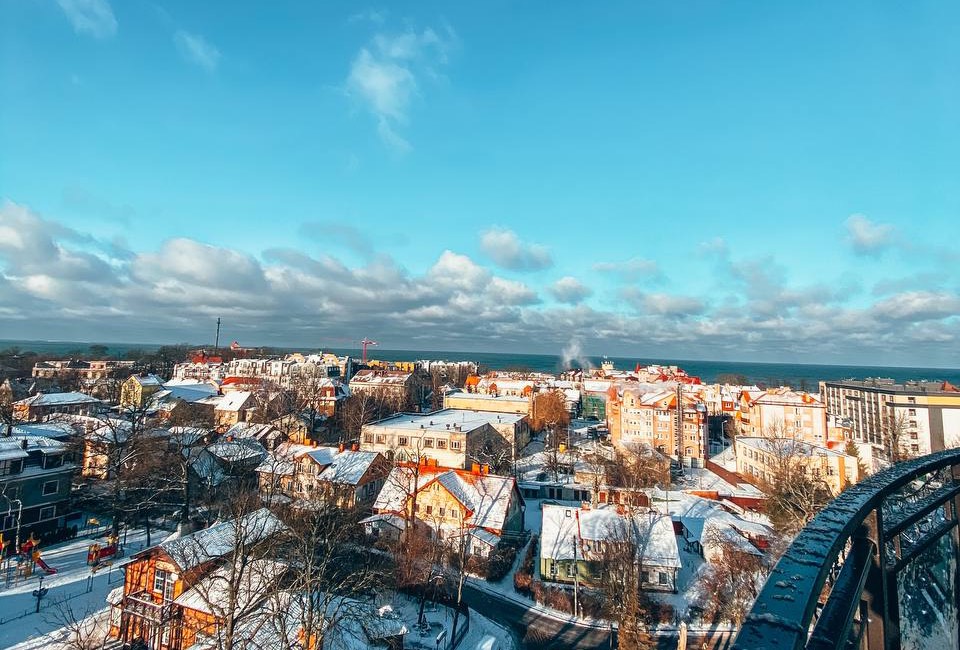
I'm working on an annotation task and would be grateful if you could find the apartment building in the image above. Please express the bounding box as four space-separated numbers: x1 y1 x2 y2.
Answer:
0 435 76 543
737 388 833 446
13 391 102 421
442 389 530 416
360 409 523 471
820 379 960 457
734 436 857 494
606 388 707 465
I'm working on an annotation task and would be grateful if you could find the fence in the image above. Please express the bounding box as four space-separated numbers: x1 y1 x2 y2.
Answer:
733 447 960 649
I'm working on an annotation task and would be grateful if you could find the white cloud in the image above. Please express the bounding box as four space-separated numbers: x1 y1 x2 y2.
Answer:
846 214 894 255
549 276 592 304
479 228 553 271
624 290 705 316
3 200 960 366
346 26 454 150
57 0 117 39
593 257 659 281
174 30 221 72
487 277 539 306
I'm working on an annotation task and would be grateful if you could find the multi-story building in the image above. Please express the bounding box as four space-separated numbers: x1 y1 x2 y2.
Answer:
13 391 102 421
360 409 526 470
0 435 76 543
606 388 707 465
348 369 425 407
734 436 858 494
737 388 832 446
32 359 136 381
119 374 165 409
442 390 530 416
820 379 960 458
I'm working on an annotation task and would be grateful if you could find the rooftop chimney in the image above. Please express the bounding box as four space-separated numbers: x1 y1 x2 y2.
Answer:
351 443 359 452
481 464 489 475
338 443 345 452
471 462 481 474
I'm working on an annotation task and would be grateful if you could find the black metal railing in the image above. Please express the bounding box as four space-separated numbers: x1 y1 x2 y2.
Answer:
733 447 960 650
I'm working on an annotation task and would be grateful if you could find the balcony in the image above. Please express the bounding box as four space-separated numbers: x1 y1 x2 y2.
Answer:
122 590 178 625
733 448 960 649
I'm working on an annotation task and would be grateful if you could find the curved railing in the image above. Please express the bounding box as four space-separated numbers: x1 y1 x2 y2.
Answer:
733 447 960 650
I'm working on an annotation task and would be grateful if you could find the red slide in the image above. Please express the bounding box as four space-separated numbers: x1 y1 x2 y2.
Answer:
34 557 58 574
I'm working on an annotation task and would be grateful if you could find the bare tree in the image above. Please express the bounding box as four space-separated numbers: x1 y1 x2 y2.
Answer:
757 422 833 537
45 599 113 650
167 492 286 650
694 524 769 627
272 496 387 650
596 519 655 650
337 388 403 442
881 410 914 464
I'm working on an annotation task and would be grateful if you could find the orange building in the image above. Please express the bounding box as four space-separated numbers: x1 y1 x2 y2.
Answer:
108 508 283 649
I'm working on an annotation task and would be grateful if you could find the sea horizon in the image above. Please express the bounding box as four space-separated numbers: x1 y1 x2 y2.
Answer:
3 338 959 388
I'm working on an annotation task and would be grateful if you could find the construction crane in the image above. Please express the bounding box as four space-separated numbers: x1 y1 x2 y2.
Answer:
360 338 378 364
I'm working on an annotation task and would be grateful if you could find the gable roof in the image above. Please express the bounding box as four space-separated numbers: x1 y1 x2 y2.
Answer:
217 390 254 412
154 508 284 572
374 466 518 532
540 503 680 568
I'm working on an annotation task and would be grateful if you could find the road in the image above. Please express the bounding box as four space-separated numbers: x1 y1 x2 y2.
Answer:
463 583 734 650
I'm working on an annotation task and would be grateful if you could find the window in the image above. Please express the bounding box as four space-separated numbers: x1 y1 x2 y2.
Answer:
550 563 558 576
0 459 22 476
566 564 576 578
363 434 373 444
398 436 408 447
912 444 919 453
425 505 433 515
154 569 167 593
450 440 462 450
439 507 445 517
436 439 447 449
658 572 668 585
38 506 55 521
375 434 386 445
423 438 434 448
42 480 59 496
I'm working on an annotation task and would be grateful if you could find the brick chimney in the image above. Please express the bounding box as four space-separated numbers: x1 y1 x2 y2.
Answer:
471 463 481 474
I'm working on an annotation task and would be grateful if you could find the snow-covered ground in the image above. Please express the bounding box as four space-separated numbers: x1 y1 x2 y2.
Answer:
0 528 152 649
379 593 515 650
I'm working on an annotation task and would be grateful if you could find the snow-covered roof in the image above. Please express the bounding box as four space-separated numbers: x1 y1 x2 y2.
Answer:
444 391 529 404
255 442 316 477
207 438 267 464
174 558 287 615
349 369 412 386
0 439 29 461
156 508 284 571
16 391 100 406
10 422 75 440
316 450 381 486
225 422 281 444
374 466 518 532
216 390 254 412
366 408 523 434
736 436 845 458
540 503 681 569
131 374 164 387
359 513 407 530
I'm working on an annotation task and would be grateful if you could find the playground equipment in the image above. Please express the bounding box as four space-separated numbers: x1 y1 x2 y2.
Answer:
87 534 119 566
18 532 58 575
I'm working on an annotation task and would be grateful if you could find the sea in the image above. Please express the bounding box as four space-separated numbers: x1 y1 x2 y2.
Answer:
2 339 959 388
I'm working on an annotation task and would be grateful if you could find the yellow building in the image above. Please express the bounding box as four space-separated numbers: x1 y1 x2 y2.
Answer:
119 374 165 409
734 436 857 494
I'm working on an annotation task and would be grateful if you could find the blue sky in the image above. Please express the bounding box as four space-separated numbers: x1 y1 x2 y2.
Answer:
0 0 958 366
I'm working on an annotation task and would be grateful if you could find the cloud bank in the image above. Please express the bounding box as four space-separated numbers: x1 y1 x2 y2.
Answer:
1 200 958 366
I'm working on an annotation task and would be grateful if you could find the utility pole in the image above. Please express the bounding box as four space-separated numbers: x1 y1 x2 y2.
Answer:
214 317 221 352
572 533 579 618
